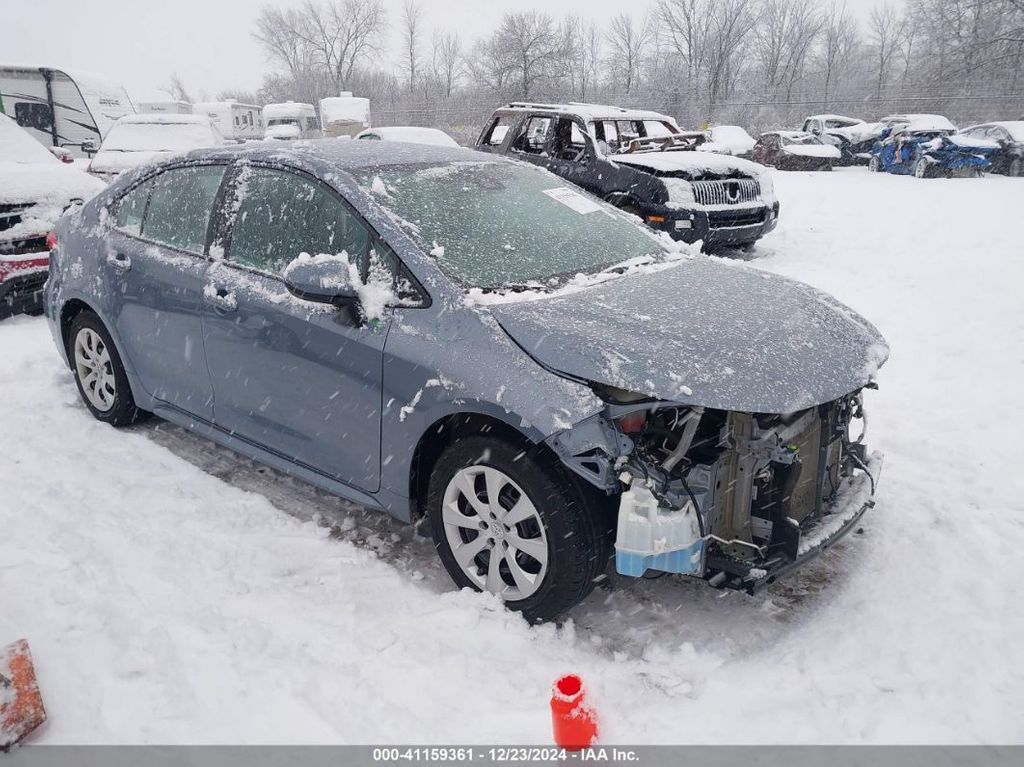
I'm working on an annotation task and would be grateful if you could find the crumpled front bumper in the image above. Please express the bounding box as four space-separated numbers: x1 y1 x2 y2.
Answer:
705 451 883 594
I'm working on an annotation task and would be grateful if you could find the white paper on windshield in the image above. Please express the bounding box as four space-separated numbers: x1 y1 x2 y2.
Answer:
543 187 602 215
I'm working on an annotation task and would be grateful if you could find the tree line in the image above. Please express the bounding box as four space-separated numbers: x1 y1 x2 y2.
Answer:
233 0 1024 139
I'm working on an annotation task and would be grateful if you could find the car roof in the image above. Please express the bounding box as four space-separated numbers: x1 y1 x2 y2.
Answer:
761 130 814 138
177 138 488 172
114 114 216 127
806 114 862 123
495 101 675 123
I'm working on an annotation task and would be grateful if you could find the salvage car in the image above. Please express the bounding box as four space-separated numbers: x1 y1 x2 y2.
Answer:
356 126 459 147
868 115 997 178
45 141 886 622
801 114 882 165
1 114 103 317
88 114 225 182
958 122 1024 177
752 131 841 171
476 103 778 251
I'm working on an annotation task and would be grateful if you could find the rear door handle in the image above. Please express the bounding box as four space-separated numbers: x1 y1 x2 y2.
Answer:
106 252 131 272
204 284 237 313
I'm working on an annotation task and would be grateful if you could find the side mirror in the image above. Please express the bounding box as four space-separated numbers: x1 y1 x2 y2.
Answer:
81 138 98 154
282 254 360 305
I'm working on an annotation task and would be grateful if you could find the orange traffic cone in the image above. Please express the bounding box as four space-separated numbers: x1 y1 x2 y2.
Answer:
550 674 597 751
1 640 46 750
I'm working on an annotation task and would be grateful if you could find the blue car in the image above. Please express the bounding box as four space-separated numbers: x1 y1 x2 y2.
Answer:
44 141 887 621
868 115 997 178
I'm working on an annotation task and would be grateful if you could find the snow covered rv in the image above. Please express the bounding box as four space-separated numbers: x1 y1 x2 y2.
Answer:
263 102 319 140
139 102 192 115
320 93 370 137
0 65 134 157
192 101 263 141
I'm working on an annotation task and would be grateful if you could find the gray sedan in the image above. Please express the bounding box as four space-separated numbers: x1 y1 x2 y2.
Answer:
44 140 887 622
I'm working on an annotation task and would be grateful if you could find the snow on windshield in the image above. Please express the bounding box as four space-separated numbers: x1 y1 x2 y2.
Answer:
357 161 667 290
0 115 60 165
100 122 221 153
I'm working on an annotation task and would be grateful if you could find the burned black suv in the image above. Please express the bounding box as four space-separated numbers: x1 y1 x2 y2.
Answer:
476 103 780 251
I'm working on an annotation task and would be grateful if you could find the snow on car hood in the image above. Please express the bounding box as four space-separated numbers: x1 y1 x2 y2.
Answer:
827 122 884 144
491 258 888 414
0 162 104 205
946 135 1000 151
89 150 170 176
782 144 842 158
611 150 766 178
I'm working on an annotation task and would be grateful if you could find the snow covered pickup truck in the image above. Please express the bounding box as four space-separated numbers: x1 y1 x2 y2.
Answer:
476 103 779 251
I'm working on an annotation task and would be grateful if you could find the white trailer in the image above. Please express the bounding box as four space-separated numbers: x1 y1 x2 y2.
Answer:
139 102 192 115
263 102 320 140
0 65 135 156
192 101 263 142
320 92 371 138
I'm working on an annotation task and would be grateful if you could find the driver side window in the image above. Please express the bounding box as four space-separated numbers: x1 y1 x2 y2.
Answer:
510 116 552 155
226 167 372 277
549 117 589 162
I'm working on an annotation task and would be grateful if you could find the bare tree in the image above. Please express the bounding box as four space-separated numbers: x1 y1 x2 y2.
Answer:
562 16 602 101
293 0 387 93
755 0 823 99
431 30 463 98
401 0 422 92
816 1 860 104
488 12 566 99
868 2 905 98
606 13 653 93
160 73 193 103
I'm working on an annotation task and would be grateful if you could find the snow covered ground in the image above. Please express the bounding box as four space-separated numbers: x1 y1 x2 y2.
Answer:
1 169 1022 744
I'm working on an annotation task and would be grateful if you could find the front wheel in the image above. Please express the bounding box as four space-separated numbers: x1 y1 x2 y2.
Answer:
426 437 609 623
68 311 148 426
914 158 931 179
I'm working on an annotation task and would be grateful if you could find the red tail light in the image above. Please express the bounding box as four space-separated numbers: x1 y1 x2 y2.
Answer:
45 232 58 250
60 154 74 164
618 411 647 434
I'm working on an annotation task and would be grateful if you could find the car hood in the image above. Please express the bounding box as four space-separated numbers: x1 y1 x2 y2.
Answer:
89 150 170 175
827 122 885 143
0 161 105 206
490 259 888 414
611 150 766 178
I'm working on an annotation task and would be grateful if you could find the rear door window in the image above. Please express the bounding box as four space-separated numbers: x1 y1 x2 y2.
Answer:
481 115 514 147
510 116 552 155
141 165 226 254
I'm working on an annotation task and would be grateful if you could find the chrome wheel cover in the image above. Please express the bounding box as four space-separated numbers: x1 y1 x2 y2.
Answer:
73 328 116 412
441 465 549 600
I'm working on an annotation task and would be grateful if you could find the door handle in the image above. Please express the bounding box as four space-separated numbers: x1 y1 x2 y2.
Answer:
204 285 237 313
106 252 131 272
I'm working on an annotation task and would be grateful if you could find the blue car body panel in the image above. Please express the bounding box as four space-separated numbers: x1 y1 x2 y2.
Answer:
870 128 996 175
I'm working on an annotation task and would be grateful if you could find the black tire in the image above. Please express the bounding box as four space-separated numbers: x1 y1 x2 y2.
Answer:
1008 158 1022 177
67 310 148 426
868 156 881 173
426 436 610 623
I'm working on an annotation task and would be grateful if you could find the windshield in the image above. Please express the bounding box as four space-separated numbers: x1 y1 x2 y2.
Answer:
0 115 60 165
783 135 820 145
356 161 667 290
267 118 299 126
100 122 219 153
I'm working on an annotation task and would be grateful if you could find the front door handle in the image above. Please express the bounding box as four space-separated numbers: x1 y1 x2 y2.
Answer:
203 284 237 313
106 252 131 272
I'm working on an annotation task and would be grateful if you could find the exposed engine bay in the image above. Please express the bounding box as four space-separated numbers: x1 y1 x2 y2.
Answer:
546 386 881 591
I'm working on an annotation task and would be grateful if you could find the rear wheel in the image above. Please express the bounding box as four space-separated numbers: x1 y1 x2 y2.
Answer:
914 158 930 179
426 437 609 623
1008 158 1022 177
68 311 148 426
868 156 881 173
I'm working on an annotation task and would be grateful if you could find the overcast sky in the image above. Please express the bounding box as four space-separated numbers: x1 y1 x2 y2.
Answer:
4 0 658 101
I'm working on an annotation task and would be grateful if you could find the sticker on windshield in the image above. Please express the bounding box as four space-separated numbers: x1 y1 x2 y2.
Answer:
543 187 602 215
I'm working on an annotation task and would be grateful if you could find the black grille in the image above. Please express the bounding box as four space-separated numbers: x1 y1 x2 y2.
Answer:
0 203 33 234
708 208 767 229
0 236 48 256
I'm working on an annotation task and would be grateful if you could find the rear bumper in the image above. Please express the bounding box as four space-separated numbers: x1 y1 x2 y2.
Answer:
0 254 49 317
705 451 883 593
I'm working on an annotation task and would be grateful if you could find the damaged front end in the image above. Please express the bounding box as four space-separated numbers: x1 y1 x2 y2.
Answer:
546 386 882 593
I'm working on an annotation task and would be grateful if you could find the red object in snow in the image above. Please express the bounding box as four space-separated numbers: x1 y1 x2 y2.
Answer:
1 639 46 750
550 674 597 751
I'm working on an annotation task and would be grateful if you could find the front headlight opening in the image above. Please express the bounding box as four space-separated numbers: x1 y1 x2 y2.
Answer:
662 177 696 206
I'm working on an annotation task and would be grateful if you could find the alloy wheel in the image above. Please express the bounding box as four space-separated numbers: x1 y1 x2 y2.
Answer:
441 465 549 600
73 327 116 412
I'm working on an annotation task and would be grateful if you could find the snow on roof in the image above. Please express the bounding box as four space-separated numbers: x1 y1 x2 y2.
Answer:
320 96 370 125
113 113 216 126
500 102 675 124
357 127 458 147
0 113 60 165
901 115 956 133
763 130 815 139
193 101 262 112
806 114 864 124
263 102 316 120
965 121 1024 141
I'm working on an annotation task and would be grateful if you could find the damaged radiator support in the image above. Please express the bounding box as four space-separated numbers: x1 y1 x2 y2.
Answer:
546 391 873 585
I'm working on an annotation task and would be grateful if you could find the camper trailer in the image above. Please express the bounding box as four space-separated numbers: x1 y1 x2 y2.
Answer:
263 102 319 140
0 65 134 156
139 101 192 115
320 92 370 137
192 101 263 141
